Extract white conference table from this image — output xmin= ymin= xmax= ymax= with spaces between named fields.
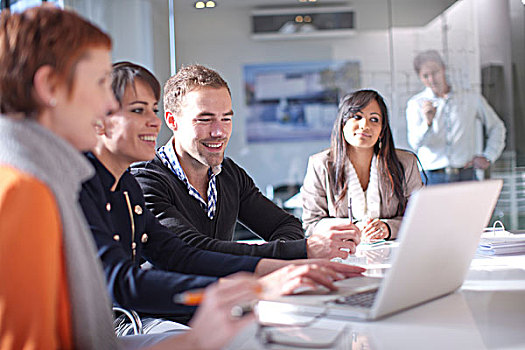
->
xmin=226 ymin=243 xmax=525 ymax=350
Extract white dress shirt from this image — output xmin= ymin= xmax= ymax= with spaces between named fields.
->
xmin=346 ymin=155 xmax=380 ymax=221
xmin=406 ymin=87 xmax=506 ymax=171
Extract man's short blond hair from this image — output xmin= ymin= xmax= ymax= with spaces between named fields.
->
xmin=163 ymin=64 xmax=231 ymax=115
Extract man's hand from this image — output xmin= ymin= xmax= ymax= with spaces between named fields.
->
xmin=421 ymin=100 xmax=437 ymax=126
xmin=258 ymin=260 xmax=365 ymax=298
xmin=306 ymin=218 xmax=361 ymax=259
xmin=465 ymin=156 xmax=490 ymax=170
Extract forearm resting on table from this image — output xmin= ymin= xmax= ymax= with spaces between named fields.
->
xmin=253 ymin=258 xmax=290 ymax=276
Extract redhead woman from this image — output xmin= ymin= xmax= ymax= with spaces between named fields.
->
xmin=302 ymin=89 xmax=423 ymax=244
xmin=0 ymin=6 xmax=261 ymax=350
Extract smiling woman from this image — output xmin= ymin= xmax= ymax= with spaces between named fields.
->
xmin=342 ymin=98 xmax=383 ymax=153
xmin=49 ymin=48 xmax=117 ymax=150
xmin=94 ymin=61 xmax=162 ymax=181
xmin=301 ymin=89 xmax=424 ymax=243
xmin=0 ymin=6 xmax=117 ymax=349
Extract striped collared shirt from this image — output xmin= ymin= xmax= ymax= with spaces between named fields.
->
xmin=158 ymin=139 xmax=221 ymax=219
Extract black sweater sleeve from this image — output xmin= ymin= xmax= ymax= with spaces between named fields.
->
xmin=141 ymin=207 xmax=261 ymax=276
xmin=132 ymin=158 xmax=308 ymax=259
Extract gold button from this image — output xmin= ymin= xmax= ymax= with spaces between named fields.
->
xmin=113 ymin=234 xmax=120 ymax=241
xmin=106 ymin=203 xmax=111 ymax=211
xmin=141 ymin=233 xmax=148 ymax=243
xmin=134 ymin=205 xmax=143 ymax=215
xmin=131 ymin=242 xmax=137 ymax=249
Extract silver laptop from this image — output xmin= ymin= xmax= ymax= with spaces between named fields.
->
xmin=259 ymin=180 xmax=503 ymax=321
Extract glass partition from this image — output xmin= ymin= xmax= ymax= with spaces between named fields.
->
xmin=0 ymin=0 xmax=63 ymax=12
xmin=67 ymin=0 xmax=524 ymax=230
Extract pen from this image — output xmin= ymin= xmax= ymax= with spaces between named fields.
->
xmin=368 ymin=240 xmax=390 ymax=247
xmin=173 ymin=285 xmax=263 ymax=318
xmin=173 ymin=289 xmax=206 ymax=306
xmin=229 ymin=304 xmax=254 ymax=318
xmin=348 ymin=195 xmax=353 ymax=223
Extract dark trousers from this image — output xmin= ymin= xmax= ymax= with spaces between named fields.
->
xmin=422 ymin=168 xmax=476 ymax=185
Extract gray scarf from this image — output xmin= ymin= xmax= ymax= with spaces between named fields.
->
xmin=0 ymin=116 xmax=117 ymax=349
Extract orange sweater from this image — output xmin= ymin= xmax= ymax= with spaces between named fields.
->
xmin=0 ymin=166 xmax=72 ymax=350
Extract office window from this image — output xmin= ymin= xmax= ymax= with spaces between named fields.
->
xmin=1 ymin=0 xmax=63 ymax=13
xmin=65 ymin=0 xmax=525 ymax=230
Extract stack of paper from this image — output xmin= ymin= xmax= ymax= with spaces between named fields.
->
xmin=478 ymin=233 xmax=525 ymax=255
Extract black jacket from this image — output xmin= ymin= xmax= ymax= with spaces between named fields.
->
xmin=131 ymin=154 xmax=307 ymax=259
xmin=79 ymin=153 xmax=260 ymax=316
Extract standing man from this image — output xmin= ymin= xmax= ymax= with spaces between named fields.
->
xmin=132 ymin=65 xmax=359 ymax=259
xmin=406 ymin=50 xmax=506 ymax=185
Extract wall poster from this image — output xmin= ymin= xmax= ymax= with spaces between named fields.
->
xmin=244 ymin=60 xmax=360 ymax=143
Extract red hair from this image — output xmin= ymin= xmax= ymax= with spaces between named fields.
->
xmin=0 ymin=6 xmax=112 ymax=117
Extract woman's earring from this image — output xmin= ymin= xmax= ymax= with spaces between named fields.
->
xmin=378 ymin=140 xmax=382 ymax=149
xmin=49 ymin=98 xmax=57 ymax=107
xmin=94 ymin=120 xmax=104 ymax=134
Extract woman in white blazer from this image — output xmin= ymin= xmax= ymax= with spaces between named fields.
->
xmin=302 ymin=90 xmax=423 ymax=243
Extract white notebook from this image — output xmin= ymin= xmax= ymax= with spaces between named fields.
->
xmin=478 ymin=234 xmax=525 ymax=255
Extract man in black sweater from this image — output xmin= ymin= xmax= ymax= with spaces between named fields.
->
xmin=132 ymin=64 xmax=360 ymax=259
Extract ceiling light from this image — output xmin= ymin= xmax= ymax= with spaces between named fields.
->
xmin=195 ymin=1 xmax=216 ymax=9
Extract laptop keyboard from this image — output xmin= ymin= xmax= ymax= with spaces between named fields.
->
xmin=331 ymin=289 xmax=378 ymax=308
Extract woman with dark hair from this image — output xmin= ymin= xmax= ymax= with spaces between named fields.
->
xmin=302 ymin=89 xmax=423 ymax=243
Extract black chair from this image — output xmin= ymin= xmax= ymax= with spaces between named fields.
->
xmin=267 ymin=184 xmax=301 ymax=209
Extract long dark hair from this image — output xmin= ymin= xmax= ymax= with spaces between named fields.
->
xmin=330 ymin=89 xmax=407 ymax=214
